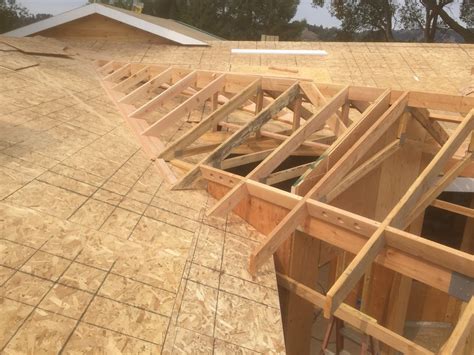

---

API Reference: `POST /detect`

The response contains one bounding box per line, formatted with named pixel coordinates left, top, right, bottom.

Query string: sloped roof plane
left=3, top=3, right=220, bottom=45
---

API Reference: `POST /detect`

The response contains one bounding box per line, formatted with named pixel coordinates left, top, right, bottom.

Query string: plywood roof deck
left=0, top=40, right=285, bottom=353
left=0, top=36, right=473, bottom=354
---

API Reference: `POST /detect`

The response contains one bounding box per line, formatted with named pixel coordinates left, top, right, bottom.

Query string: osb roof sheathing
left=0, top=40, right=284, bottom=353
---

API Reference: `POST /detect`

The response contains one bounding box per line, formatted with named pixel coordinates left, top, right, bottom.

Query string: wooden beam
left=439, top=297, right=474, bottom=355
left=119, top=67, right=174, bottom=105
left=221, top=149, right=273, bottom=170
left=325, top=108, right=474, bottom=317
left=201, top=166, right=474, bottom=290
left=158, top=79, right=261, bottom=161
left=266, top=162, right=315, bottom=186
left=103, top=63, right=131, bottom=83
left=409, top=154, right=473, bottom=224
left=173, top=82, right=300, bottom=190
left=294, top=89, right=392, bottom=196
left=249, top=201, right=308, bottom=274
left=325, top=139, right=401, bottom=202
left=392, top=109, right=474, bottom=228
left=411, top=107, right=450, bottom=146
left=208, top=86, right=347, bottom=217
left=277, top=273, right=434, bottom=355
left=219, top=122, right=330, bottom=151
left=112, top=66, right=150, bottom=92
left=310, top=92, right=408, bottom=202
left=431, top=199, right=474, bottom=218
left=141, top=73, right=226, bottom=136
left=130, top=70, right=198, bottom=118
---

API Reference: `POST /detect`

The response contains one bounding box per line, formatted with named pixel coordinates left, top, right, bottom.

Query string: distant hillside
left=303, top=25, right=467, bottom=43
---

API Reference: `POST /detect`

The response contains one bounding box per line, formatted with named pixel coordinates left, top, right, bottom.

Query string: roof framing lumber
left=325, top=108, right=474, bottom=317
left=112, top=65, right=150, bottom=92
left=173, top=82, right=300, bottom=189
left=103, top=63, right=131, bottom=83
left=119, top=67, right=174, bottom=105
left=294, top=89, right=392, bottom=196
left=411, top=107, right=450, bottom=146
left=158, top=79, right=261, bottom=161
left=325, top=139, right=402, bottom=202
left=431, top=198, right=474, bottom=218
left=200, top=165, right=474, bottom=291
left=131, top=70, right=198, bottom=118
left=208, top=86, right=348, bottom=217
left=439, top=297, right=474, bottom=355
left=142, top=73, right=226, bottom=135
left=277, top=273, right=434, bottom=355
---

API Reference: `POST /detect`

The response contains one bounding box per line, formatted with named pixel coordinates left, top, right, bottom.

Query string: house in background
left=3, top=3, right=222, bottom=46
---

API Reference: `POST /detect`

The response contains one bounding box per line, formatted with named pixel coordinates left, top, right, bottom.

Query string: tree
left=142, top=0, right=305, bottom=40
left=401, top=1, right=474, bottom=43
left=89, top=0, right=133, bottom=10
left=0, top=0, right=30, bottom=33
left=312, top=0, right=398, bottom=41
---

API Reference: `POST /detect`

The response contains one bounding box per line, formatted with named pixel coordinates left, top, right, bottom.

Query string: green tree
left=400, top=1, right=474, bottom=43
left=89, top=0, right=133, bottom=10
left=313, top=0, right=398, bottom=41
left=142, top=0, right=305, bottom=40
left=0, top=0, right=30, bottom=33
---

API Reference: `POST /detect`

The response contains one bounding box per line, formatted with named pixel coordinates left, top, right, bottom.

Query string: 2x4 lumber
left=392, top=109, right=474, bottom=228
left=141, top=73, right=226, bottom=136
left=266, top=162, right=316, bottom=186
left=300, top=82, right=347, bottom=136
left=439, top=297, right=474, bottom=355
left=112, top=66, right=150, bottom=92
left=130, top=70, right=198, bottom=118
left=158, top=79, right=261, bottom=161
left=311, top=92, right=408, bottom=202
left=294, top=89, right=392, bottom=196
left=431, top=198, right=474, bottom=218
left=249, top=200, right=308, bottom=274
left=344, top=86, right=474, bottom=113
left=411, top=107, right=450, bottom=146
left=202, top=166, right=474, bottom=282
left=208, top=87, right=346, bottom=216
left=254, top=86, right=349, bottom=182
left=292, top=96, right=302, bottom=131
left=221, top=149, right=273, bottom=170
left=103, top=63, right=131, bottom=83
left=98, top=61, right=119, bottom=75
left=325, top=108, right=474, bottom=317
left=173, top=82, right=300, bottom=189
left=119, top=67, right=174, bottom=105
left=430, top=112, right=464, bottom=124
left=277, top=273, right=433, bottom=355
left=219, top=122, right=329, bottom=151
left=409, top=153, right=473, bottom=225
left=325, top=139, right=401, bottom=202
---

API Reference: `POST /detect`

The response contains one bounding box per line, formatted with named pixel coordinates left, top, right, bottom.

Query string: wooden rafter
left=208, top=85, right=349, bottom=217
left=97, top=60, right=474, bottom=354
left=173, top=82, right=300, bottom=189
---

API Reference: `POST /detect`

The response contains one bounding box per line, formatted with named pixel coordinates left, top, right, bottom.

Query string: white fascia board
left=231, top=49, right=328, bottom=55
left=3, top=4, right=207, bottom=46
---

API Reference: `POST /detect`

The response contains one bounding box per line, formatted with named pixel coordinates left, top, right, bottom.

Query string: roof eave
left=3, top=4, right=208, bottom=46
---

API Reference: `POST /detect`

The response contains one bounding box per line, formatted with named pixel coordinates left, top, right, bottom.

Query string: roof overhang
left=3, top=4, right=208, bottom=46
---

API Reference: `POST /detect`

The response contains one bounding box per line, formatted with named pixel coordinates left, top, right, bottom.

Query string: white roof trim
left=231, top=49, right=328, bottom=55
left=3, top=4, right=207, bottom=46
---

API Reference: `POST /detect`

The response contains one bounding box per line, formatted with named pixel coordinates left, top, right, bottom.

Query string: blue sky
left=19, top=0, right=342, bottom=27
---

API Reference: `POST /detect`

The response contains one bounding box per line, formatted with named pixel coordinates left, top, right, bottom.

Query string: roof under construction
left=0, top=34, right=473, bottom=354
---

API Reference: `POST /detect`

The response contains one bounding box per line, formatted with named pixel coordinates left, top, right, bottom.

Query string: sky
left=19, top=0, right=342, bottom=27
